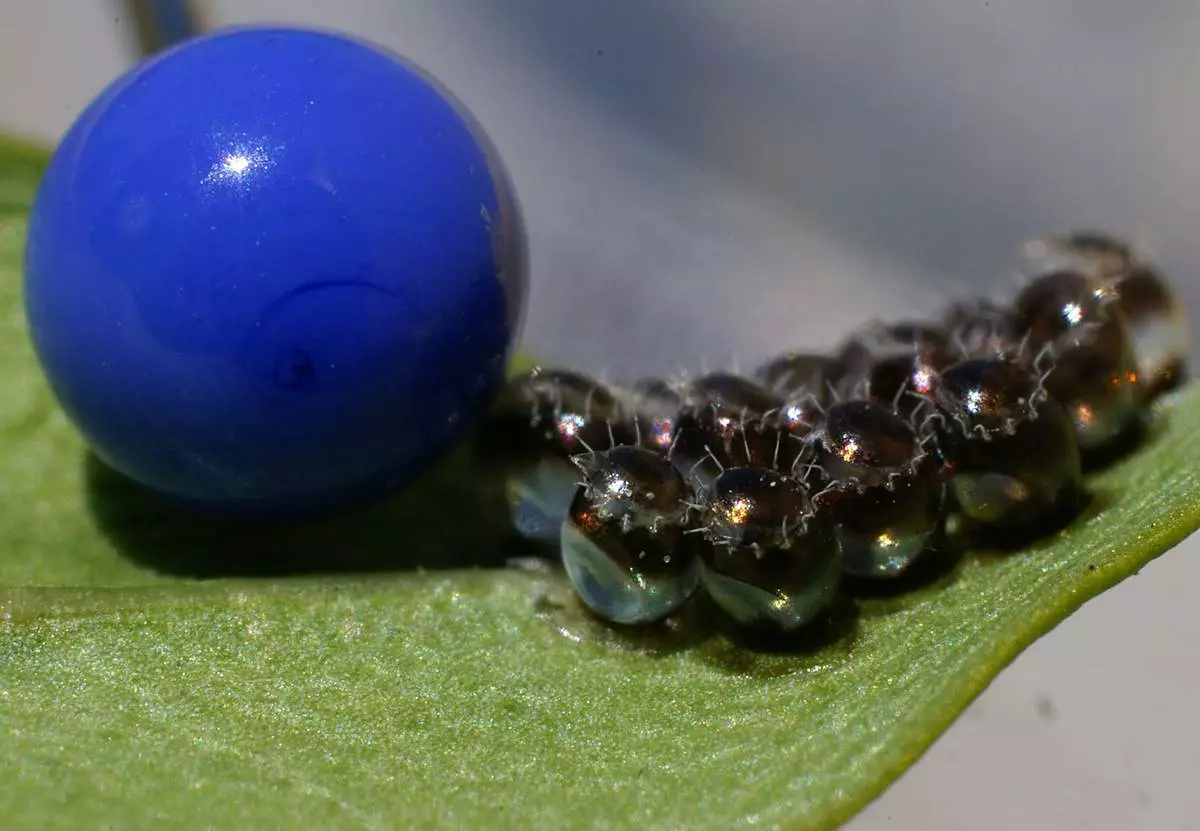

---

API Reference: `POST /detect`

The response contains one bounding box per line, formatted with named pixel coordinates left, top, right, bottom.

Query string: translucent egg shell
left=811, top=400, right=945, bottom=578
left=1012, top=269, right=1143, bottom=455
left=561, top=445, right=699, bottom=624
left=484, top=368, right=635, bottom=541
left=932, top=357, right=1083, bottom=529
left=696, top=467, right=842, bottom=633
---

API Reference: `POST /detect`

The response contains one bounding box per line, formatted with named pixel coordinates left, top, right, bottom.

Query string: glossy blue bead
left=24, top=26, right=527, bottom=513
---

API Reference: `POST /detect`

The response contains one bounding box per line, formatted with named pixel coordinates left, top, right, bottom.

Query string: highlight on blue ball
left=24, top=25, right=528, bottom=514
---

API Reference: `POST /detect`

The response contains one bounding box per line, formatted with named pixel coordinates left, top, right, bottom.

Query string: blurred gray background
left=3, top=2, right=1197, bottom=828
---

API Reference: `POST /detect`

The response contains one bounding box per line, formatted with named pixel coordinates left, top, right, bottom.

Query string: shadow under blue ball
left=24, top=26, right=527, bottom=514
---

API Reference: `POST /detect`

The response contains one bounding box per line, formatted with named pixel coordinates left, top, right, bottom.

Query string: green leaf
left=2, top=136, right=1198, bottom=831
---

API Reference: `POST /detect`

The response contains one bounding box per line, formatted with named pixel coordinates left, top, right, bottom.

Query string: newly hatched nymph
left=561, top=445, right=699, bottom=625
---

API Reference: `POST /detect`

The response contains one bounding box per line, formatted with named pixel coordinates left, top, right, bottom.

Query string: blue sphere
left=24, top=26, right=527, bottom=513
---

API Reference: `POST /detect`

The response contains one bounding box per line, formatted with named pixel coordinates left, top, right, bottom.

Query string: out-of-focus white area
left=2, top=2, right=1197, bottom=828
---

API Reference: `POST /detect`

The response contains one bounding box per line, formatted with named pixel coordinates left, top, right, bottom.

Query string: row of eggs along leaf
left=478, top=232, right=1189, bottom=636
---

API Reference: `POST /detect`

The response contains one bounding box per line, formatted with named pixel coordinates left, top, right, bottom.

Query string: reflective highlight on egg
left=621, top=378, right=684, bottom=454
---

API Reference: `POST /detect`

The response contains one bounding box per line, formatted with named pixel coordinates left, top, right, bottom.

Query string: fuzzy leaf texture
left=1, top=136, right=1198, bottom=831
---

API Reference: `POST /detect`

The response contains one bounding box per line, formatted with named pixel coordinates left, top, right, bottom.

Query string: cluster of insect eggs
left=479, top=231, right=1189, bottom=635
